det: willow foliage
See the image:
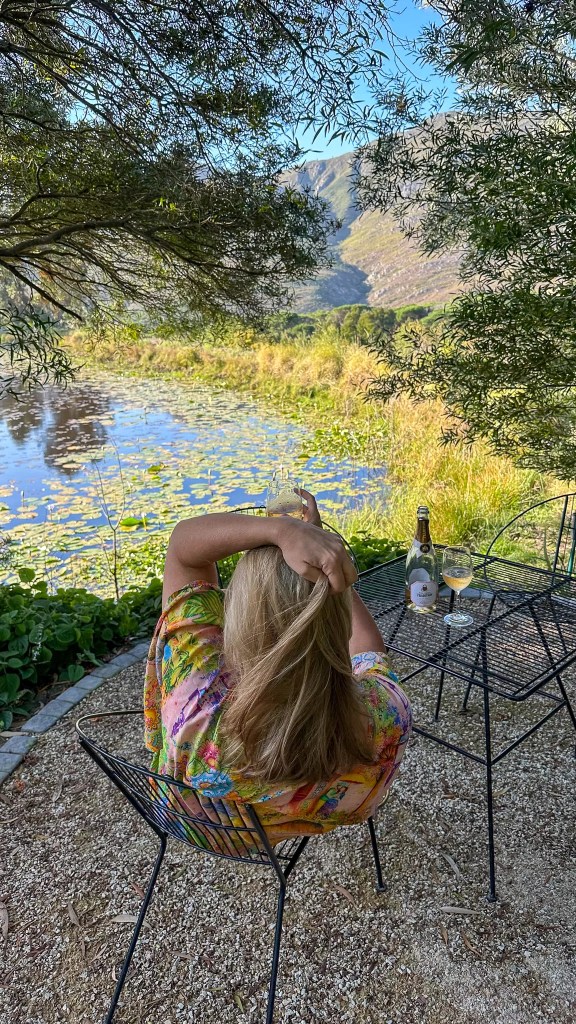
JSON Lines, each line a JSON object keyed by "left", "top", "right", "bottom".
{"left": 359, "top": 1, "right": 576, "bottom": 478}
{"left": 0, "top": 0, "right": 395, "bottom": 394}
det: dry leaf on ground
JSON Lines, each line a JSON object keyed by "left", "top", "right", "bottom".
{"left": 441, "top": 779, "right": 458, "bottom": 799}
{"left": 0, "top": 901, "right": 8, "bottom": 944}
{"left": 67, "top": 902, "right": 81, "bottom": 927}
{"left": 438, "top": 906, "right": 481, "bottom": 916}
{"left": 331, "top": 883, "right": 356, "bottom": 906}
{"left": 460, "top": 929, "right": 481, "bottom": 955}
{"left": 440, "top": 852, "right": 463, "bottom": 880}
{"left": 111, "top": 913, "right": 139, "bottom": 924}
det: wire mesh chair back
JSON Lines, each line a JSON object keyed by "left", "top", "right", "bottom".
{"left": 76, "top": 711, "right": 283, "bottom": 872}
{"left": 483, "top": 493, "right": 576, "bottom": 615}
{"left": 75, "top": 711, "right": 337, "bottom": 1023}
{"left": 217, "top": 505, "right": 358, "bottom": 585}
{"left": 485, "top": 493, "right": 576, "bottom": 575}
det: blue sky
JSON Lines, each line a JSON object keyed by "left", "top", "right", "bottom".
{"left": 297, "top": 1, "right": 457, "bottom": 160}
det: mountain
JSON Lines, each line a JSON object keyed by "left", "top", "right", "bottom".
{"left": 286, "top": 151, "right": 461, "bottom": 312}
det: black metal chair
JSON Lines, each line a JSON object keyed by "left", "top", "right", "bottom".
{"left": 484, "top": 492, "right": 576, "bottom": 580}
{"left": 432, "top": 495, "right": 576, "bottom": 719}
{"left": 216, "top": 506, "right": 358, "bottom": 586}
{"left": 457, "top": 492, "right": 576, "bottom": 713}
{"left": 76, "top": 710, "right": 387, "bottom": 1024}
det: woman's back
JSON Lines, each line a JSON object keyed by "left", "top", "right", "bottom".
{"left": 144, "top": 576, "right": 412, "bottom": 842}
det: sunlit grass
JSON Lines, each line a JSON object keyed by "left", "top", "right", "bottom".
{"left": 379, "top": 396, "right": 547, "bottom": 548}
{"left": 65, "top": 329, "right": 557, "bottom": 551}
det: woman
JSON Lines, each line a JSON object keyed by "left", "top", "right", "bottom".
{"left": 144, "top": 491, "right": 412, "bottom": 842}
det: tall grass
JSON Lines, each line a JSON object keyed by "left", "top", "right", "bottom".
{"left": 381, "top": 397, "right": 545, "bottom": 547}
{"left": 65, "top": 328, "right": 554, "bottom": 549}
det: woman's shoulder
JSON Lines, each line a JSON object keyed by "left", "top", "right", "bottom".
{"left": 162, "top": 580, "right": 225, "bottom": 627}
{"left": 351, "top": 650, "right": 399, "bottom": 684}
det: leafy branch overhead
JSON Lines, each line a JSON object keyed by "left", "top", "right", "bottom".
{"left": 358, "top": 0, "right": 576, "bottom": 478}
{"left": 0, "top": 0, "right": 395, "bottom": 392}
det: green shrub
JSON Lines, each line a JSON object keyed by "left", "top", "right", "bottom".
{"left": 0, "top": 575, "right": 162, "bottom": 729}
{"left": 348, "top": 533, "right": 407, "bottom": 572}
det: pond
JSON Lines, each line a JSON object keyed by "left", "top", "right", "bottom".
{"left": 0, "top": 372, "right": 387, "bottom": 594}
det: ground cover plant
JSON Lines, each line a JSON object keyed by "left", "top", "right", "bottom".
{"left": 0, "top": 574, "right": 161, "bottom": 730}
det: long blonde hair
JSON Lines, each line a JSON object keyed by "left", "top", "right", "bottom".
{"left": 221, "top": 545, "right": 373, "bottom": 784}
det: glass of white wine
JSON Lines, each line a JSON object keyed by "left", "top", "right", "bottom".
{"left": 265, "top": 466, "right": 304, "bottom": 519}
{"left": 442, "top": 546, "right": 474, "bottom": 627}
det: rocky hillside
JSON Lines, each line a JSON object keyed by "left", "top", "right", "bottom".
{"left": 287, "top": 152, "right": 461, "bottom": 311}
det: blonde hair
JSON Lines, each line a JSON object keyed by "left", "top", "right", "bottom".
{"left": 221, "top": 546, "right": 373, "bottom": 784}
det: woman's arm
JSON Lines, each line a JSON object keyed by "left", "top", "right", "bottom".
{"left": 298, "top": 489, "right": 386, "bottom": 655}
{"left": 163, "top": 512, "right": 357, "bottom": 604}
{"left": 349, "top": 587, "right": 388, "bottom": 656}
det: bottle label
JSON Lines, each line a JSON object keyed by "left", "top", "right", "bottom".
{"left": 410, "top": 578, "right": 438, "bottom": 609}
{"left": 413, "top": 540, "right": 431, "bottom": 554}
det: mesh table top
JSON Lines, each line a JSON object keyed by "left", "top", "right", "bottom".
{"left": 357, "top": 554, "right": 576, "bottom": 700}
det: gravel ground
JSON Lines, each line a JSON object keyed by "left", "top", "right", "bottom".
{"left": 1, "top": 658, "right": 575, "bottom": 1024}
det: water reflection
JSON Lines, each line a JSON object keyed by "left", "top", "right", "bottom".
{"left": 0, "top": 389, "right": 45, "bottom": 445}
{"left": 0, "top": 384, "right": 111, "bottom": 476}
{"left": 0, "top": 372, "right": 389, "bottom": 595}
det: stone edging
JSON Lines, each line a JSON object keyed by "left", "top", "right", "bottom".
{"left": 0, "top": 640, "right": 150, "bottom": 785}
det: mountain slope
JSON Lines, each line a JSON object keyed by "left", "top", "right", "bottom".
{"left": 287, "top": 153, "right": 462, "bottom": 311}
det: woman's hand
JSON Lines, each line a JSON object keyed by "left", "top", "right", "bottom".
{"left": 162, "top": 502, "right": 356, "bottom": 604}
{"left": 275, "top": 517, "right": 357, "bottom": 593}
{"left": 298, "top": 488, "right": 322, "bottom": 528}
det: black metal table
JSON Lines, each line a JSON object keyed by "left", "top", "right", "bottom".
{"left": 357, "top": 552, "right": 576, "bottom": 900}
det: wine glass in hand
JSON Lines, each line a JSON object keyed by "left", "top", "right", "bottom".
{"left": 442, "top": 546, "right": 474, "bottom": 627}
{"left": 265, "top": 466, "right": 304, "bottom": 519}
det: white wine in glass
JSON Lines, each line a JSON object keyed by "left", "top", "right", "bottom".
{"left": 442, "top": 547, "right": 474, "bottom": 627}
{"left": 265, "top": 467, "right": 304, "bottom": 519}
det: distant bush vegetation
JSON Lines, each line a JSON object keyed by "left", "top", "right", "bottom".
{"left": 264, "top": 303, "right": 438, "bottom": 346}
{"left": 69, "top": 301, "right": 442, "bottom": 354}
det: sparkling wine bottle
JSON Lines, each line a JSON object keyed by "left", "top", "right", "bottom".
{"left": 405, "top": 505, "right": 438, "bottom": 613}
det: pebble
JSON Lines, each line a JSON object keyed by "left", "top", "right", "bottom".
{"left": 1, "top": 660, "right": 575, "bottom": 1023}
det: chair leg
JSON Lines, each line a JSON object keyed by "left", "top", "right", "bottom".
{"left": 460, "top": 678, "right": 474, "bottom": 713}
{"left": 367, "top": 816, "right": 386, "bottom": 892}
{"left": 435, "top": 593, "right": 454, "bottom": 720}
{"left": 556, "top": 674, "right": 576, "bottom": 757}
{"left": 461, "top": 619, "right": 491, "bottom": 714}
{"left": 104, "top": 835, "right": 167, "bottom": 1024}
{"left": 266, "top": 883, "right": 286, "bottom": 1024}
{"left": 482, "top": 688, "right": 497, "bottom": 903}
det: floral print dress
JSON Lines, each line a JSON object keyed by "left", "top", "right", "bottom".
{"left": 144, "top": 581, "right": 412, "bottom": 843}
